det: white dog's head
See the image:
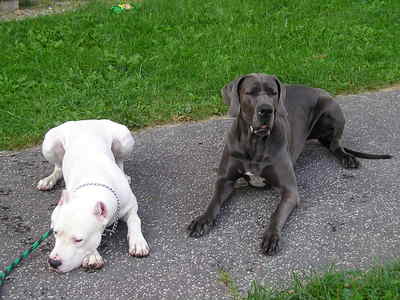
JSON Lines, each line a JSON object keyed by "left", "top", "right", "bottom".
{"left": 48, "top": 190, "right": 108, "bottom": 273}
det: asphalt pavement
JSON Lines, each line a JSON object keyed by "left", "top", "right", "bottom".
{"left": 0, "top": 90, "right": 399, "bottom": 299}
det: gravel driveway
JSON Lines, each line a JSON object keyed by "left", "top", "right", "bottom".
{"left": 0, "top": 90, "right": 399, "bottom": 299}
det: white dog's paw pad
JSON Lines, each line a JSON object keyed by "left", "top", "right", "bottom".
{"left": 129, "top": 237, "right": 150, "bottom": 257}
{"left": 82, "top": 253, "right": 104, "bottom": 269}
{"left": 37, "top": 177, "right": 56, "bottom": 190}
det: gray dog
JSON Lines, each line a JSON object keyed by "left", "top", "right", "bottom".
{"left": 188, "top": 73, "right": 392, "bottom": 255}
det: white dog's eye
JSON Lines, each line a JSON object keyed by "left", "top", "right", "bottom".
{"left": 73, "top": 237, "right": 83, "bottom": 243}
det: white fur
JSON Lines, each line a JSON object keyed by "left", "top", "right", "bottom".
{"left": 38, "top": 120, "right": 149, "bottom": 273}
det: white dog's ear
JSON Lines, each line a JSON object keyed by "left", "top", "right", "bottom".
{"left": 94, "top": 201, "right": 107, "bottom": 221}
{"left": 58, "top": 190, "right": 69, "bottom": 206}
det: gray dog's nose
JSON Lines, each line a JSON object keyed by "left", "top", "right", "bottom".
{"left": 48, "top": 258, "right": 62, "bottom": 268}
{"left": 257, "top": 105, "right": 273, "bottom": 118}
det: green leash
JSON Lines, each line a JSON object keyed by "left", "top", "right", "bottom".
{"left": 0, "top": 228, "right": 53, "bottom": 287}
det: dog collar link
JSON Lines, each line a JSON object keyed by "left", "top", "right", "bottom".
{"left": 73, "top": 183, "right": 120, "bottom": 236}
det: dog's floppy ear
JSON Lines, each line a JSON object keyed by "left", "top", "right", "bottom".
{"left": 221, "top": 75, "right": 247, "bottom": 118}
{"left": 272, "top": 75, "right": 288, "bottom": 117}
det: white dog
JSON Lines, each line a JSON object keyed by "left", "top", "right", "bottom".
{"left": 37, "top": 120, "right": 149, "bottom": 273}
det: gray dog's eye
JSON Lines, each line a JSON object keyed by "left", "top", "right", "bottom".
{"left": 266, "top": 88, "right": 277, "bottom": 96}
{"left": 247, "top": 88, "right": 260, "bottom": 95}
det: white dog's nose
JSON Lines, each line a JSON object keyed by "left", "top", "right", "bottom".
{"left": 48, "top": 257, "right": 62, "bottom": 269}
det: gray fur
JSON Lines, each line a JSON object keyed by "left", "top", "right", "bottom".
{"left": 189, "top": 73, "right": 391, "bottom": 255}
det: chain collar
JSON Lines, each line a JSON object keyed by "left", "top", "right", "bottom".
{"left": 73, "top": 183, "right": 120, "bottom": 236}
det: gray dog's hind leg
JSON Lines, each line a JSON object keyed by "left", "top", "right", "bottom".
{"left": 312, "top": 99, "right": 360, "bottom": 169}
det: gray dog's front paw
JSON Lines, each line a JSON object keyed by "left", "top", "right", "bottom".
{"left": 261, "top": 230, "right": 281, "bottom": 256}
{"left": 188, "top": 214, "right": 215, "bottom": 238}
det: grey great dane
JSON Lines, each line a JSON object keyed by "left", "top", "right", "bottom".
{"left": 188, "top": 73, "right": 392, "bottom": 255}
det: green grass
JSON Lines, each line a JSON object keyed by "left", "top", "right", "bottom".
{"left": 221, "top": 261, "right": 400, "bottom": 300}
{"left": 0, "top": 0, "right": 399, "bottom": 150}
{"left": 1, "top": 1, "right": 399, "bottom": 298}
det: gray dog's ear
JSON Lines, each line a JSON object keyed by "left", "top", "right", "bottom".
{"left": 221, "top": 75, "right": 247, "bottom": 118}
{"left": 273, "top": 75, "right": 288, "bottom": 118}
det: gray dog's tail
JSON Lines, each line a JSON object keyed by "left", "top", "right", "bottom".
{"left": 344, "top": 148, "right": 392, "bottom": 159}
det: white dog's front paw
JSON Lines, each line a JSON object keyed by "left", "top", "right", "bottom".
{"left": 37, "top": 176, "right": 57, "bottom": 190}
{"left": 126, "top": 175, "right": 131, "bottom": 184}
{"left": 82, "top": 251, "right": 104, "bottom": 269}
{"left": 129, "top": 235, "right": 150, "bottom": 257}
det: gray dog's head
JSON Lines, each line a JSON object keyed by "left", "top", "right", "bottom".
{"left": 221, "top": 73, "right": 287, "bottom": 137}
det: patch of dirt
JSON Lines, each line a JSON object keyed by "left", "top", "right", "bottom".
{"left": 0, "top": 0, "right": 88, "bottom": 21}
{"left": 377, "top": 83, "right": 400, "bottom": 92}
{"left": 336, "top": 82, "right": 400, "bottom": 96}
{"left": 0, "top": 0, "right": 143, "bottom": 21}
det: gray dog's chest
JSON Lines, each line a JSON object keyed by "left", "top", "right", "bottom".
{"left": 242, "top": 158, "right": 272, "bottom": 175}
{"left": 243, "top": 161, "right": 263, "bottom": 176}
{"left": 244, "top": 172, "right": 267, "bottom": 187}
{"left": 241, "top": 160, "right": 272, "bottom": 188}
